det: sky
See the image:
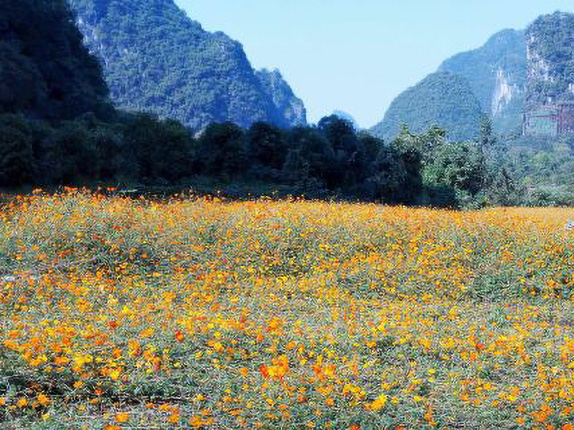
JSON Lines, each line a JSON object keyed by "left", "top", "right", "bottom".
{"left": 175, "top": 0, "right": 574, "bottom": 128}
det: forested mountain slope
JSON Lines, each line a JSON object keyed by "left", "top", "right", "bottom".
{"left": 371, "top": 72, "right": 484, "bottom": 142}
{"left": 69, "top": 0, "right": 306, "bottom": 130}
{"left": 0, "top": 0, "right": 111, "bottom": 121}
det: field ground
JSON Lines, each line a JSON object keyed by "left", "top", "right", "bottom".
{"left": 2, "top": 191, "right": 574, "bottom": 429}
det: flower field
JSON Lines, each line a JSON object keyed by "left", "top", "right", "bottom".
{"left": 2, "top": 191, "right": 574, "bottom": 429}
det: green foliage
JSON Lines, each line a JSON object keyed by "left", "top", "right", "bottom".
{"left": 68, "top": 0, "right": 306, "bottom": 130}
{"left": 424, "top": 142, "right": 487, "bottom": 205}
{"left": 527, "top": 12, "right": 574, "bottom": 104}
{"left": 282, "top": 127, "right": 335, "bottom": 189}
{"left": 44, "top": 120, "right": 99, "bottom": 184}
{"left": 371, "top": 72, "right": 485, "bottom": 142}
{"left": 198, "top": 123, "right": 247, "bottom": 180}
{"left": 0, "top": 0, "right": 111, "bottom": 121}
{"left": 0, "top": 115, "right": 35, "bottom": 187}
{"left": 498, "top": 134, "right": 574, "bottom": 206}
{"left": 367, "top": 146, "right": 408, "bottom": 203}
{"left": 246, "top": 122, "right": 287, "bottom": 180}
{"left": 124, "top": 114, "right": 194, "bottom": 183}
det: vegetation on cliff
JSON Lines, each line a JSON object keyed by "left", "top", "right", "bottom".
{"left": 68, "top": 0, "right": 306, "bottom": 130}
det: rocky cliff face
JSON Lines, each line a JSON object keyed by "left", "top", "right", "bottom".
{"left": 522, "top": 12, "right": 574, "bottom": 137}
{"left": 525, "top": 12, "right": 574, "bottom": 107}
{"left": 373, "top": 15, "right": 574, "bottom": 140}
{"left": 492, "top": 68, "right": 515, "bottom": 116}
{"left": 68, "top": 0, "right": 306, "bottom": 130}
{"left": 256, "top": 69, "right": 307, "bottom": 127}
{"left": 439, "top": 29, "right": 527, "bottom": 135}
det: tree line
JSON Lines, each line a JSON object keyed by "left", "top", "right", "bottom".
{"left": 0, "top": 109, "right": 522, "bottom": 207}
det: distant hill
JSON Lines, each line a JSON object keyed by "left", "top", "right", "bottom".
{"left": 370, "top": 72, "right": 484, "bottom": 142}
{"left": 439, "top": 29, "right": 527, "bottom": 135}
{"left": 68, "top": 0, "right": 306, "bottom": 130}
{"left": 372, "top": 12, "right": 574, "bottom": 141}
{"left": 0, "top": 0, "right": 110, "bottom": 121}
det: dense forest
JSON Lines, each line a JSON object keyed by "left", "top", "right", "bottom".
{"left": 0, "top": 105, "right": 526, "bottom": 208}
{"left": 0, "top": 0, "right": 111, "bottom": 121}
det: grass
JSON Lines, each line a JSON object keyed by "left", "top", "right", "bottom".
{"left": 1, "top": 190, "right": 574, "bottom": 429}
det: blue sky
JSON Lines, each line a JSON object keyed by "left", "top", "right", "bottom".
{"left": 175, "top": 0, "right": 574, "bottom": 128}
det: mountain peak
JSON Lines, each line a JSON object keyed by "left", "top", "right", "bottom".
{"left": 69, "top": 0, "right": 306, "bottom": 130}
{"left": 371, "top": 71, "right": 484, "bottom": 142}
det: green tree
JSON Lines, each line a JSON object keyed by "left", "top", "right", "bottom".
{"left": 367, "top": 146, "right": 408, "bottom": 203}
{"left": 246, "top": 122, "right": 287, "bottom": 179}
{"left": 0, "top": 115, "right": 35, "bottom": 187}
{"left": 198, "top": 122, "right": 246, "bottom": 180}
{"left": 424, "top": 142, "right": 487, "bottom": 206}
{"left": 0, "top": 0, "right": 111, "bottom": 120}
{"left": 125, "top": 114, "right": 194, "bottom": 183}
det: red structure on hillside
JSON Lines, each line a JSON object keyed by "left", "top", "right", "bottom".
{"left": 524, "top": 102, "right": 574, "bottom": 137}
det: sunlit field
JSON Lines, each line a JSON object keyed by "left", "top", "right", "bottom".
{"left": 2, "top": 191, "right": 574, "bottom": 429}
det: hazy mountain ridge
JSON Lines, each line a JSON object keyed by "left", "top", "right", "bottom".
{"left": 439, "top": 29, "right": 527, "bottom": 135}
{"left": 370, "top": 72, "right": 484, "bottom": 142}
{"left": 256, "top": 69, "right": 307, "bottom": 127}
{"left": 373, "top": 12, "right": 574, "bottom": 141}
{"left": 69, "top": 0, "right": 306, "bottom": 130}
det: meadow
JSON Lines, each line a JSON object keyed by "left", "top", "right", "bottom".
{"left": 2, "top": 191, "right": 574, "bottom": 429}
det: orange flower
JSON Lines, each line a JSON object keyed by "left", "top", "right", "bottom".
{"left": 190, "top": 416, "right": 205, "bottom": 428}
{"left": 54, "top": 356, "right": 70, "bottom": 366}
{"left": 37, "top": 394, "right": 50, "bottom": 406}
{"left": 115, "top": 412, "right": 130, "bottom": 423}
{"left": 175, "top": 330, "right": 185, "bottom": 342}
{"left": 168, "top": 412, "right": 180, "bottom": 424}
{"left": 260, "top": 364, "right": 269, "bottom": 379}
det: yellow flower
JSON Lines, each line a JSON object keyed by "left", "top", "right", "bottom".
{"left": 369, "top": 394, "right": 388, "bottom": 411}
